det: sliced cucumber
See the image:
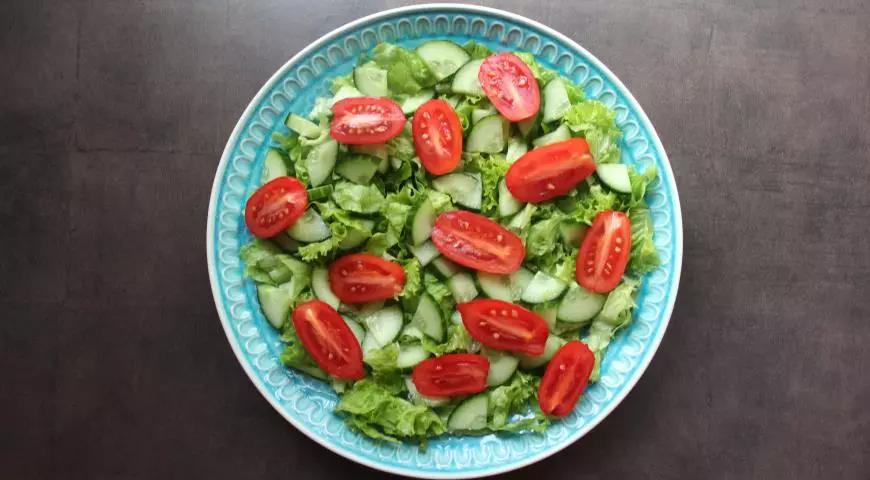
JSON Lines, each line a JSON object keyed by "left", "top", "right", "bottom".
{"left": 362, "top": 306, "right": 404, "bottom": 347}
{"left": 498, "top": 178, "right": 524, "bottom": 218}
{"left": 351, "top": 144, "right": 388, "bottom": 173}
{"left": 472, "top": 105, "right": 497, "bottom": 124}
{"left": 411, "top": 199, "right": 437, "bottom": 245}
{"left": 416, "top": 40, "right": 471, "bottom": 81}
{"left": 511, "top": 267, "right": 535, "bottom": 299}
{"left": 285, "top": 113, "right": 322, "bottom": 138}
{"left": 306, "top": 139, "right": 338, "bottom": 187}
{"left": 448, "top": 273, "right": 478, "bottom": 303}
{"left": 397, "top": 344, "right": 430, "bottom": 369}
{"left": 450, "top": 310, "right": 463, "bottom": 325}
{"left": 361, "top": 333, "right": 382, "bottom": 354}
{"left": 518, "top": 335, "right": 567, "bottom": 369}
{"left": 447, "top": 395, "right": 489, "bottom": 431}
{"left": 341, "top": 316, "right": 366, "bottom": 344}
{"left": 401, "top": 324, "right": 424, "bottom": 340}
{"left": 271, "top": 232, "right": 299, "bottom": 252}
{"left": 466, "top": 115, "right": 507, "bottom": 153}
{"left": 339, "top": 218, "right": 375, "bottom": 250}
{"left": 432, "top": 257, "right": 464, "bottom": 278}
{"left": 432, "top": 172, "right": 482, "bottom": 210}
{"left": 483, "top": 349, "right": 520, "bottom": 387}
{"left": 558, "top": 282, "right": 606, "bottom": 323}
{"left": 521, "top": 271, "right": 567, "bottom": 303}
{"left": 331, "top": 84, "right": 363, "bottom": 105}
{"left": 532, "top": 124, "right": 572, "bottom": 149}
{"left": 401, "top": 89, "right": 435, "bottom": 114}
{"left": 506, "top": 137, "right": 528, "bottom": 164}
{"left": 534, "top": 306, "right": 558, "bottom": 330}
{"left": 306, "top": 185, "right": 334, "bottom": 202}
{"left": 596, "top": 164, "right": 632, "bottom": 193}
{"left": 262, "top": 148, "right": 289, "bottom": 183}
{"left": 311, "top": 267, "right": 340, "bottom": 309}
{"left": 409, "top": 241, "right": 440, "bottom": 267}
{"left": 541, "top": 78, "right": 571, "bottom": 123}
{"left": 286, "top": 208, "right": 331, "bottom": 243}
{"left": 335, "top": 155, "right": 380, "bottom": 185}
{"left": 405, "top": 376, "right": 450, "bottom": 407}
{"left": 517, "top": 113, "right": 538, "bottom": 138}
{"left": 477, "top": 266, "right": 534, "bottom": 302}
{"left": 451, "top": 59, "right": 485, "bottom": 96}
{"left": 339, "top": 300, "right": 385, "bottom": 318}
{"left": 354, "top": 62, "right": 389, "bottom": 97}
{"left": 412, "top": 293, "right": 444, "bottom": 342}
{"left": 256, "top": 283, "right": 295, "bottom": 329}
{"left": 560, "top": 222, "right": 588, "bottom": 247}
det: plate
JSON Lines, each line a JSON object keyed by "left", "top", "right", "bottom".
{"left": 206, "top": 4, "right": 683, "bottom": 478}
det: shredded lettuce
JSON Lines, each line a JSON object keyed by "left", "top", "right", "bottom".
{"left": 369, "top": 43, "right": 437, "bottom": 95}
{"left": 628, "top": 207, "right": 660, "bottom": 273}
{"left": 400, "top": 259, "right": 423, "bottom": 299}
{"left": 586, "top": 128, "right": 621, "bottom": 165}
{"left": 331, "top": 182, "right": 386, "bottom": 214}
{"left": 461, "top": 152, "right": 509, "bottom": 216}
{"left": 337, "top": 380, "right": 446, "bottom": 442}
{"left": 515, "top": 52, "right": 557, "bottom": 86}
{"left": 423, "top": 273, "right": 455, "bottom": 319}
{"left": 279, "top": 326, "right": 327, "bottom": 380}
{"left": 525, "top": 215, "right": 565, "bottom": 258}
{"left": 566, "top": 183, "right": 622, "bottom": 225}
{"left": 488, "top": 372, "right": 548, "bottom": 432}
{"left": 463, "top": 41, "right": 492, "bottom": 60}
{"left": 585, "top": 278, "right": 639, "bottom": 381}
{"left": 563, "top": 100, "right": 621, "bottom": 138}
{"left": 329, "top": 73, "right": 355, "bottom": 94}
{"left": 240, "top": 240, "right": 311, "bottom": 286}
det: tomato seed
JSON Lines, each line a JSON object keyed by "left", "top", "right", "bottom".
{"left": 493, "top": 333, "right": 500, "bottom": 339}
{"left": 341, "top": 269, "right": 348, "bottom": 276}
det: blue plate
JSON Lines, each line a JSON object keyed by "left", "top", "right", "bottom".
{"left": 206, "top": 4, "right": 683, "bottom": 478}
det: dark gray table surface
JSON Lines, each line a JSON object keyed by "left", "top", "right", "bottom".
{"left": 2, "top": 0, "right": 869, "bottom": 479}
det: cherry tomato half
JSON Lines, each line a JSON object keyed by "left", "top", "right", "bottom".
{"left": 458, "top": 299, "right": 549, "bottom": 356}
{"left": 478, "top": 53, "right": 541, "bottom": 122}
{"left": 292, "top": 300, "right": 365, "bottom": 380}
{"left": 330, "top": 97, "right": 406, "bottom": 145}
{"left": 328, "top": 254, "right": 406, "bottom": 303}
{"left": 244, "top": 176, "right": 309, "bottom": 238}
{"left": 431, "top": 211, "right": 525, "bottom": 274}
{"left": 411, "top": 354, "right": 490, "bottom": 397}
{"left": 538, "top": 340, "right": 595, "bottom": 417}
{"left": 576, "top": 210, "right": 632, "bottom": 293}
{"left": 505, "top": 138, "right": 596, "bottom": 203}
{"left": 412, "top": 99, "right": 462, "bottom": 175}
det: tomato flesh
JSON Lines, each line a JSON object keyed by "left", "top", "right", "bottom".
{"left": 244, "top": 176, "right": 309, "bottom": 238}
{"left": 431, "top": 211, "right": 525, "bottom": 274}
{"left": 328, "top": 254, "right": 406, "bottom": 303}
{"left": 505, "top": 139, "right": 595, "bottom": 203}
{"left": 412, "top": 354, "right": 489, "bottom": 397}
{"left": 458, "top": 299, "right": 548, "bottom": 356}
{"left": 292, "top": 300, "right": 365, "bottom": 380}
{"left": 412, "top": 99, "right": 462, "bottom": 175}
{"left": 478, "top": 53, "right": 541, "bottom": 121}
{"left": 538, "top": 340, "right": 595, "bottom": 417}
{"left": 330, "top": 97, "right": 406, "bottom": 145}
{"left": 576, "top": 210, "right": 632, "bottom": 293}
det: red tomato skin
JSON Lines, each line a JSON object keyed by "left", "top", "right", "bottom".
{"left": 244, "top": 176, "right": 309, "bottom": 238}
{"left": 505, "top": 139, "right": 596, "bottom": 203}
{"left": 411, "top": 354, "right": 490, "bottom": 397}
{"left": 431, "top": 211, "right": 525, "bottom": 274}
{"left": 478, "top": 53, "right": 541, "bottom": 121}
{"left": 458, "top": 299, "right": 548, "bottom": 356}
{"left": 330, "top": 97, "right": 406, "bottom": 145}
{"left": 328, "top": 254, "right": 406, "bottom": 303}
{"left": 292, "top": 300, "right": 365, "bottom": 380}
{"left": 538, "top": 340, "right": 595, "bottom": 417}
{"left": 412, "top": 99, "right": 462, "bottom": 175}
{"left": 576, "top": 210, "right": 632, "bottom": 293}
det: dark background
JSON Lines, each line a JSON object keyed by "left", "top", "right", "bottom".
{"left": 2, "top": 0, "right": 869, "bottom": 479}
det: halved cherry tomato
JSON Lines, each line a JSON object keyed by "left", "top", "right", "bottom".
{"left": 478, "top": 53, "right": 541, "bottom": 121}
{"left": 505, "top": 138, "right": 596, "bottom": 203}
{"left": 576, "top": 210, "right": 632, "bottom": 293}
{"left": 292, "top": 300, "right": 364, "bottom": 380}
{"left": 244, "top": 176, "right": 308, "bottom": 238}
{"left": 412, "top": 99, "right": 462, "bottom": 175}
{"left": 458, "top": 299, "right": 548, "bottom": 356}
{"left": 538, "top": 340, "right": 595, "bottom": 417}
{"left": 330, "top": 97, "right": 406, "bottom": 145}
{"left": 412, "top": 354, "right": 490, "bottom": 397}
{"left": 431, "top": 211, "right": 525, "bottom": 274}
{"left": 328, "top": 254, "right": 406, "bottom": 303}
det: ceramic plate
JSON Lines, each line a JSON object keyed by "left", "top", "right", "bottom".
{"left": 206, "top": 4, "right": 683, "bottom": 478}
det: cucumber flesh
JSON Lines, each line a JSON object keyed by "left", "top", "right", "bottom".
{"left": 401, "top": 324, "right": 424, "bottom": 340}
{"left": 409, "top": 241, "right": 440, "bottom": 267}
{"left": 476, "top": 272, "right": 513, "bottom": 302}
{"left": 432, "top": 173, "right": 482, "bottom": 210}
{"left": 416, "top": 40, "right": 471, "bottom": 81}
{"left": 451, "top": 59, "right": 485, "bottom": 96}
{"left": 341, "top": 316, "right": 366, "bottom": 344}
{"left": 257, "top": 284, "right": 295, "bottom": 329}
{"left": 472, "top": 105, "right": 497, "bottom": 124}
{"left": 262, "top": 148, "right": 289, "bottom": 183}
{"left": 450, "top": 310, "right": 463, "bottom": 325}
{"left": 521, "top": 271, "right": 568, "bottom": 303}
{"left": 447, "top": 395, "right": 489, "bottom": 431}
{"left": 339, "top": 219, "right": 375, "bottom": 251}
{"left": 413, "top": 293, "right": 445, "bottom": 341}
{"left": 534, "top": 306, "right": 558, "bottom": 330}
{"left": 354, "top": 63, "right": 389, "bottom": 97}
{"left": 362, "top": 306, "right": 404, "bottom": 347}
{"left": 405, "top": 376, "right": 451, "bottom": 407}
{"left": 448, "top": 273, "right": 479, "bottom": 303}
{"left": 498, "top": 178, "right": 524, "bottom": 217}
{"left": 466, "top": 115, "right": 507, "bottom": 153}
{"left": 311, "top": 267, "right": 340, "bottom": 309}
{"left": 401, "top": 89, "right": 435, "bottom": 114}
{"left": 517, "top": 113, "right": 538, "bottom": 138}
{"left": 532, "top": 124, "right": 571, "bottom": 149}
{"left": 286, "top": 208, "right": 331, "bottom": 243}
{"left": 558, "top": 282, "right": 606, "bottom": 323}
{"left": 411, "top": 199, "right": 437, "bottom": 245}
{"left": 396, "top": 344, "right": 430, "bottom": 369}
{"left": 518, "top": 335, "right": 567, "bottom": 369}
{"left": 511, "top": 267, "right": 535, "bottom": 299}
{"left": 306, "top": 139, "right": 338, "bottom": 187}
{"left": 596, "top": 164, "right": 632, "bottom": 193}
{"left": 339, "top": 300, "right": 384, "bottom": 318}
{"left": 541, "top": 78, "right": 571, "bottom": 123}
{"left": 560, "top": 222, "right": 588, "bottom": 248}
{"left": 285, "top": 113, "right": 322, "bottom": 138}
{"left": 331, "top": 85, "right": 363, "bottom": 105}
{"left": 432, "top": 257, "right": 464, "bottom": 278}
{"left": 506, "top": 137, "right": 528, "bottom": 164}
{"left": 351, "top": 144, "right": 388, "bottom": 173}
{"left": 271, "top": 232, "right": 299, "bottom": 252}
{"left": 483, "top": 349, "right": 520, "bottom": 387}
{"left": 361, "top": 334, "right": 382, "bottom": 354}
{"left": 335, "top": 155, "right": 380, "bottom": 185}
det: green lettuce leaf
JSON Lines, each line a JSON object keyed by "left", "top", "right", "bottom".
{"left": 586, "top": 128, "right": 621, "bottom": 165}
{"left": 488, "top": 372, "right": 547, "bottom": 432}
{"left": 400, "top": 259, "right": 423, "bottom": 299}
{"left": 240, "top": 239, "right": 311, "bottom": 286}
{"left": 628, "top": 164, "right": 658, "bottom": 207}
{"left": 585, "top": 278, "right": 639, "bottom": 381}
{"left": 423, "top": 273, "right": 455, "bottom": 319}
{"left": 463, "top": 41, "right": 492, "bottom": 60}
{"left": 628, "top": 207, "right": 660, "bottom": 273}
{"left": 563, "top": 100, "right": 621, "bottom": 138}
{"left": 370, "top": 43, "right": 437, "bottom": 95}
{"left": 421, "top": 324, "right": 477, "bottom": 356}
{"left": 447, "top": 94, "right": 487, "bottom": 133}
{"left": 296, "top": 225, "right": 346, "bottom": 262}
{"left": 526, "top": 214, "right": 565, "bottom": 258}
{"left": 364, "top": 232, "right": 390, "bottom": 255}
{"left": 387, "top": 129, "right": 417, "bottom": 161}
{"left": 336, "top": 380, "right": 446, "bottom": 442}
{"left": 461, "top": 152, "right": 509, "bottom": 216}
{"left": 505, "top": 203, "right": 537, "bottom": 239}
{"left": 515, "top": 52, "right": 557, "bottom": 86}
{"left": 566, "top": 183, "right": 623, "bottom": 225}
{"left": 332, "top": 182, "right": 386, "bottom": 214}
{"left": 563, "top": 76, "right": 585, "bottom": 104}
{"left": 362, "top": 343, "right": 406, "bottom": 394}
{"left": 329, "top": 73, "right": 355, "bottom": 93}
{"left": 279, "top": 327, "right": 327, "bottom": 380}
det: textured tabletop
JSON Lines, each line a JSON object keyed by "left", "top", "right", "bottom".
{"left": 2, "top": 1, "right": 868, "bottom": 479}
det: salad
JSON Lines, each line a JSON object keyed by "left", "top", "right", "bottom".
{"left": 240, "top": 40, "right": 660, "bottom": 444}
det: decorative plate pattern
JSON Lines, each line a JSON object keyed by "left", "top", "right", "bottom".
{"left": 206, "top": 4, "right": 683, "bottom": 478}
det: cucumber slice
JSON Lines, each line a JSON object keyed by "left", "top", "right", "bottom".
{"left": 466, "top": 115, "right": 507, "bottom": 153}
{"left": 341, "top": 316, "right": 366, "bottom": 344}
{"left": 432, "top": 172, "right": 482, "bottom": 210}
{"left": 560, "top": 222, "right": 588, "bottom": 247}
{"left": 506, "top": 137, "right": 528, "bottom": 164}
{"left": 518, "top": 335, "right": 567, "bottom": 369}
{"left": 351, "top": 144, "right": 388, "bottom": 173}
{"left": 483, "top": 349, "right": 520, "bottom": 387}
{"left": 409, "top": 241, "right": 440, "bottom": 266}
{"left": 412, "top": 294, "right": 444, "bottom": 342}
{"left": 331, "top": 85, "right": 363, "bottom": 105}
{"left": 405, "top": 376, "right": 451, "bottom": 407}
{"left": 451, "top": 59, "right": 485, "bottom": 96}
{"left": 541, "top": 78, "right": 571, "bottom": 123}
{"left": 596, "top": 164, "right": 632, "bottom": 193}
{"left": 286, "top": 208, "right": 331, "bottom": 243}
{"left": 411, "top": 199, "right": 437, "bottom": 245}
{"left": 306, "top": 185, "right": 334, "bottom": 202}
{"left": 511, "top": 267, "right": 535, "bottom": 299}
{"left": 306, "top": 139, "right": 338, "bottom": 187}
{"left": 256, "top": 284, "right": 295, "bottom": 329}
{"left": 517, "top": 113, "right": 538, "bottom": 138}
{"left": 472, "top": 105, "right": 497, "bottom": 124}
{"left": 311, "top": 267, "right": 340, "bottom": 309}
{"left": 532, "top": 124, "right": 571, "bottom": 149}
{"left": 558, "top": 282, "right": 606, "bottom": 323}
{"left": 362, "top": 306, "right": 404, "bottom": 348}
{"left": 401, "top": 324, "right": 424, "bottom": 340}
{"left": 534, "top": 306, "right": 558, "bottom": 330}
{"left": 354, "top": 62, "right": 389, "bottom": 97}
{"left": 262, "top": 148, "right": 289, "bottom": 183}
{"left": 432, "top": 257, "right": 464, "bottom": 278}
{"left": 397, "top": 344, "right": 430, "bottom": 369}
{"left": 521, "top": 271, "right": 567, "bottom": 303}
{"left": 271, "top": 232, "right": 299, "bottom": 252}
{"left": 339, "top": 219, "right": 375, "bottom": 250}
{"left": 285, "top": 113, "right": 322, "bottom": 138}
{"left": 450, "top": 310, "right": 463, "bottom": 325}
{"left": 361, "top": 334, "right": 382, "bottom": 354}
{"left": 339, "top": 300, "right": 385, "bottom": 318}
{"left": 335, "top": 155, "right": 380, "bottom": 185}
{"left": 448, "top": 273, "right": 478, "bottom": 303}
{"left": 416, "top": 40, "right": 471, "bottom": 81}
{"left": 477, "top": 266, "right": 534, "bottom": 302}
{"left": 447, "top": 395, "right": 489, "bottom": 431}
{"left": 497, "top": 178, "right": 524, "bottom": 217}
{"left": 401, "top": 89, "right": 435, "bottom": 114}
